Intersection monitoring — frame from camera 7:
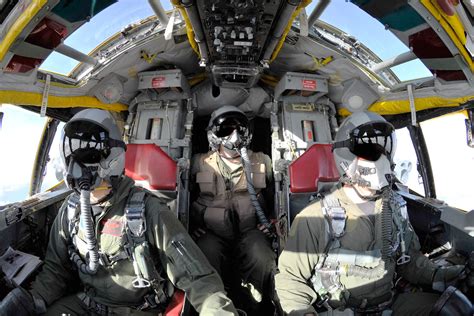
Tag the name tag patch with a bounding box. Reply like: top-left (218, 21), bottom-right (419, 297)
top-left (100, 219), bottom-right (124, 237)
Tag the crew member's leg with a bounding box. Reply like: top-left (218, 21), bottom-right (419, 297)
top-left (238, 229), bottom-right (277, 315)
top-left (46, 294), bottom-right (89, 316)
top-left (391, 292), bottom-right (439, 316)
top-left (195, 231), bottom-right (229, 276)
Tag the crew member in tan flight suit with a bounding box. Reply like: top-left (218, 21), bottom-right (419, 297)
top-left (275, 111), bottom-right (471, 316)
top-left (191, 106), bottom-right (277, 315)
top-left (0, 109), bottom-right (238, 316)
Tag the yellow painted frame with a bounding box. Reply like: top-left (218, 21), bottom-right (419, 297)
top-left (0, 90), bottom-right (127, 112)
top-left (270, 0), bottom-right (312, 62)
top-left (339, 95), bottom-right (474, 116)
top-left (420, 0), bottom-right (474, 72)
top-left (0, 0), bottom-right (48, 62)
top-left (171, 0), bottom-right (200, 56)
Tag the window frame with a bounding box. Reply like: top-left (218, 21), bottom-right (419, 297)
top-left (30, 118), bottom-right (60, 195)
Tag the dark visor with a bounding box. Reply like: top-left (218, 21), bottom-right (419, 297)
top-left (214, 118), bottom-right (246, 137)
top-left (64, 121), bottom-right (125, 164)
top-left (333, 121), bottom-right (394, 161)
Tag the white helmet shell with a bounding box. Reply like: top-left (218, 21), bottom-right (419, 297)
top-left (60, 109), bottom-right (125, 190)
top-left (333, 111), bottom-right (396, 190)
top-left (207, 105), bottom-right (252, 151)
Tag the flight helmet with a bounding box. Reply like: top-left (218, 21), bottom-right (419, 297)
top-left (60, 109), bottom-right (126, 191)
top-left (207, 105), bottom-right (252, 152)
top-left (332, 111), bottom-right (396, 191)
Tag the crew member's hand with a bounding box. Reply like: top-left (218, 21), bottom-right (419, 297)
top-left (192, 228), bottom-right (206, 240)
top-left (258, 224), bottom-right (272, 237)
top-left (432, 265), bottom-right (466, 292)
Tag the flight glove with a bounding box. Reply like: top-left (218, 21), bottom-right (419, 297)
top-left (432, 265), bottom-right (466, 292)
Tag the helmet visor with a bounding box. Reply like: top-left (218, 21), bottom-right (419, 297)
top-left (63, 121), bottom-right (124, 164)
top-left (214, 117), bottom-right (246, 137)
top-left (333, 121), bottom-right (394, 161)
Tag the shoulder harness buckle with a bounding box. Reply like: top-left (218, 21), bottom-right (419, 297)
top-left (322, 195), bottom-right (347, 239)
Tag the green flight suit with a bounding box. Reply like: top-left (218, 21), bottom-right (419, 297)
top-left (190, 150), bottom-right (276, 314)
top-left (30, 176), bottom-right (238, 315)
top-left (275, 185), bottom-right (439, 316)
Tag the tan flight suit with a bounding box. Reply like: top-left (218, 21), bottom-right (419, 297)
top-left (191, 150), bottom-right (277, 312)
top-left (30, 176), bottom-right (237, 315)
top-left (275, 185), bottom-right (439, 316)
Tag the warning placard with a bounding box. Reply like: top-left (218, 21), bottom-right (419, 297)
top-left (302, 79), bottom-right (317, 90)
top-left (152, 76), bottom-right (166, 88)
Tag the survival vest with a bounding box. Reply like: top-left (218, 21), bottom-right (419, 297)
top-left (309, 189), bottom-right (414, 311)
top-left (66, 188), bottom-right (172, 310)
top-left (193, 151), bottom-right (268, 239)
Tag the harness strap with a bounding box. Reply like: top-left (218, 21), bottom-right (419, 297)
top-left (68, 188), bottom-right (171, 308)
top-left (67, 194), bottom-right (81, 239)
top-left (125, 191), bottom-right (147, 242)
top-left (124, 189), bottom-right (172, 306)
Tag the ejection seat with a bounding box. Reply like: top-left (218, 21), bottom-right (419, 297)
top-left (123, 69), bottom-right (193, 315)
top-left (125, 144), bottom-right (178, 195)
top-left (287, 143), bottom-right (340, 223)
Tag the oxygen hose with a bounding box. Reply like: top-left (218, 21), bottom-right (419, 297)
top-left (346, 189), bottom-right (391, 279)
top-left (239, 147), bottom-right (274, 235)
top-left (68, 165), bottom-right (100, 275)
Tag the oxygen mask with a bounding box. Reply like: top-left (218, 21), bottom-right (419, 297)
top-left (344, 155), bottom-right (393, 192)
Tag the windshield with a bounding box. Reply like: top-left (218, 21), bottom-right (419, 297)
top-left (39, 1), bottom-right (432, 83)
top-left (40, 0), bottom-right (173, 75)
top-left (317, 1), bottom-right (432, 82)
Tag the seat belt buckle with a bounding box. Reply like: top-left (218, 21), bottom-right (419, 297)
top-left (396, 254), bottom-right (410, 265)
top-left (133, 276), bottom-right (151, 288)
top-left (316, 293), bottom-right (330, 309)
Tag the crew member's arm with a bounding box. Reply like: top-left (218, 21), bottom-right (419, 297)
top-left (189, 154), bottom-right (205, 230)
top-left (397, 221), bottom-right (464, 291)
top-left (30, 198), bottom-right (80, 305)
top-left (275, 207), bottom-right (326, 316)
top-left (262, 153), bottom-right (275, 217)
top-left (147, 198), bottom-right (237, 315)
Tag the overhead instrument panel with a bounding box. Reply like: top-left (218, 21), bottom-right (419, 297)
top-left (179, 0), bottom-right (303, 88)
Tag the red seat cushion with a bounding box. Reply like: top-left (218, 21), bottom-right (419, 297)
top-left (289, 144), bottom-right (339, 193)
top-left (164, 290), bottom-right (185, 315)
top-left (125, 144), bottom-right (177, 191)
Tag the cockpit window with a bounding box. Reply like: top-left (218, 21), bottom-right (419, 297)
top-left (420, 112), bottom-right (474, 212)
top-left (393, 127), bottom-right (425, 197)
top-left (40, 0), bottom-right (172, 75)
top-left (316, 1), bottom-right (432, 82)
top-left (40, 122), bottom-right (65, 193)
top-left (0, 105), bottom-right (46, 205)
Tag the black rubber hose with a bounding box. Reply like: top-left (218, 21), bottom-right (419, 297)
top-left (346, 189), bottom-right (391, 279)
top-left (239, 147), bottom-right (274, 234)
top-left (68, 188), bottom-right (99, 275)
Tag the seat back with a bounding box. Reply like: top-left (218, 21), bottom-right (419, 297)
top-left (288, 143), bottom-right (340, 223)
top-left (125, 144), bottom-right (177, 191)
top-left (288, 143), bottom-right (339, 193)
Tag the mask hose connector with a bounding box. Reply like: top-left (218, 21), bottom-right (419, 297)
top-left (239, 147), bottom-right (274, 236)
